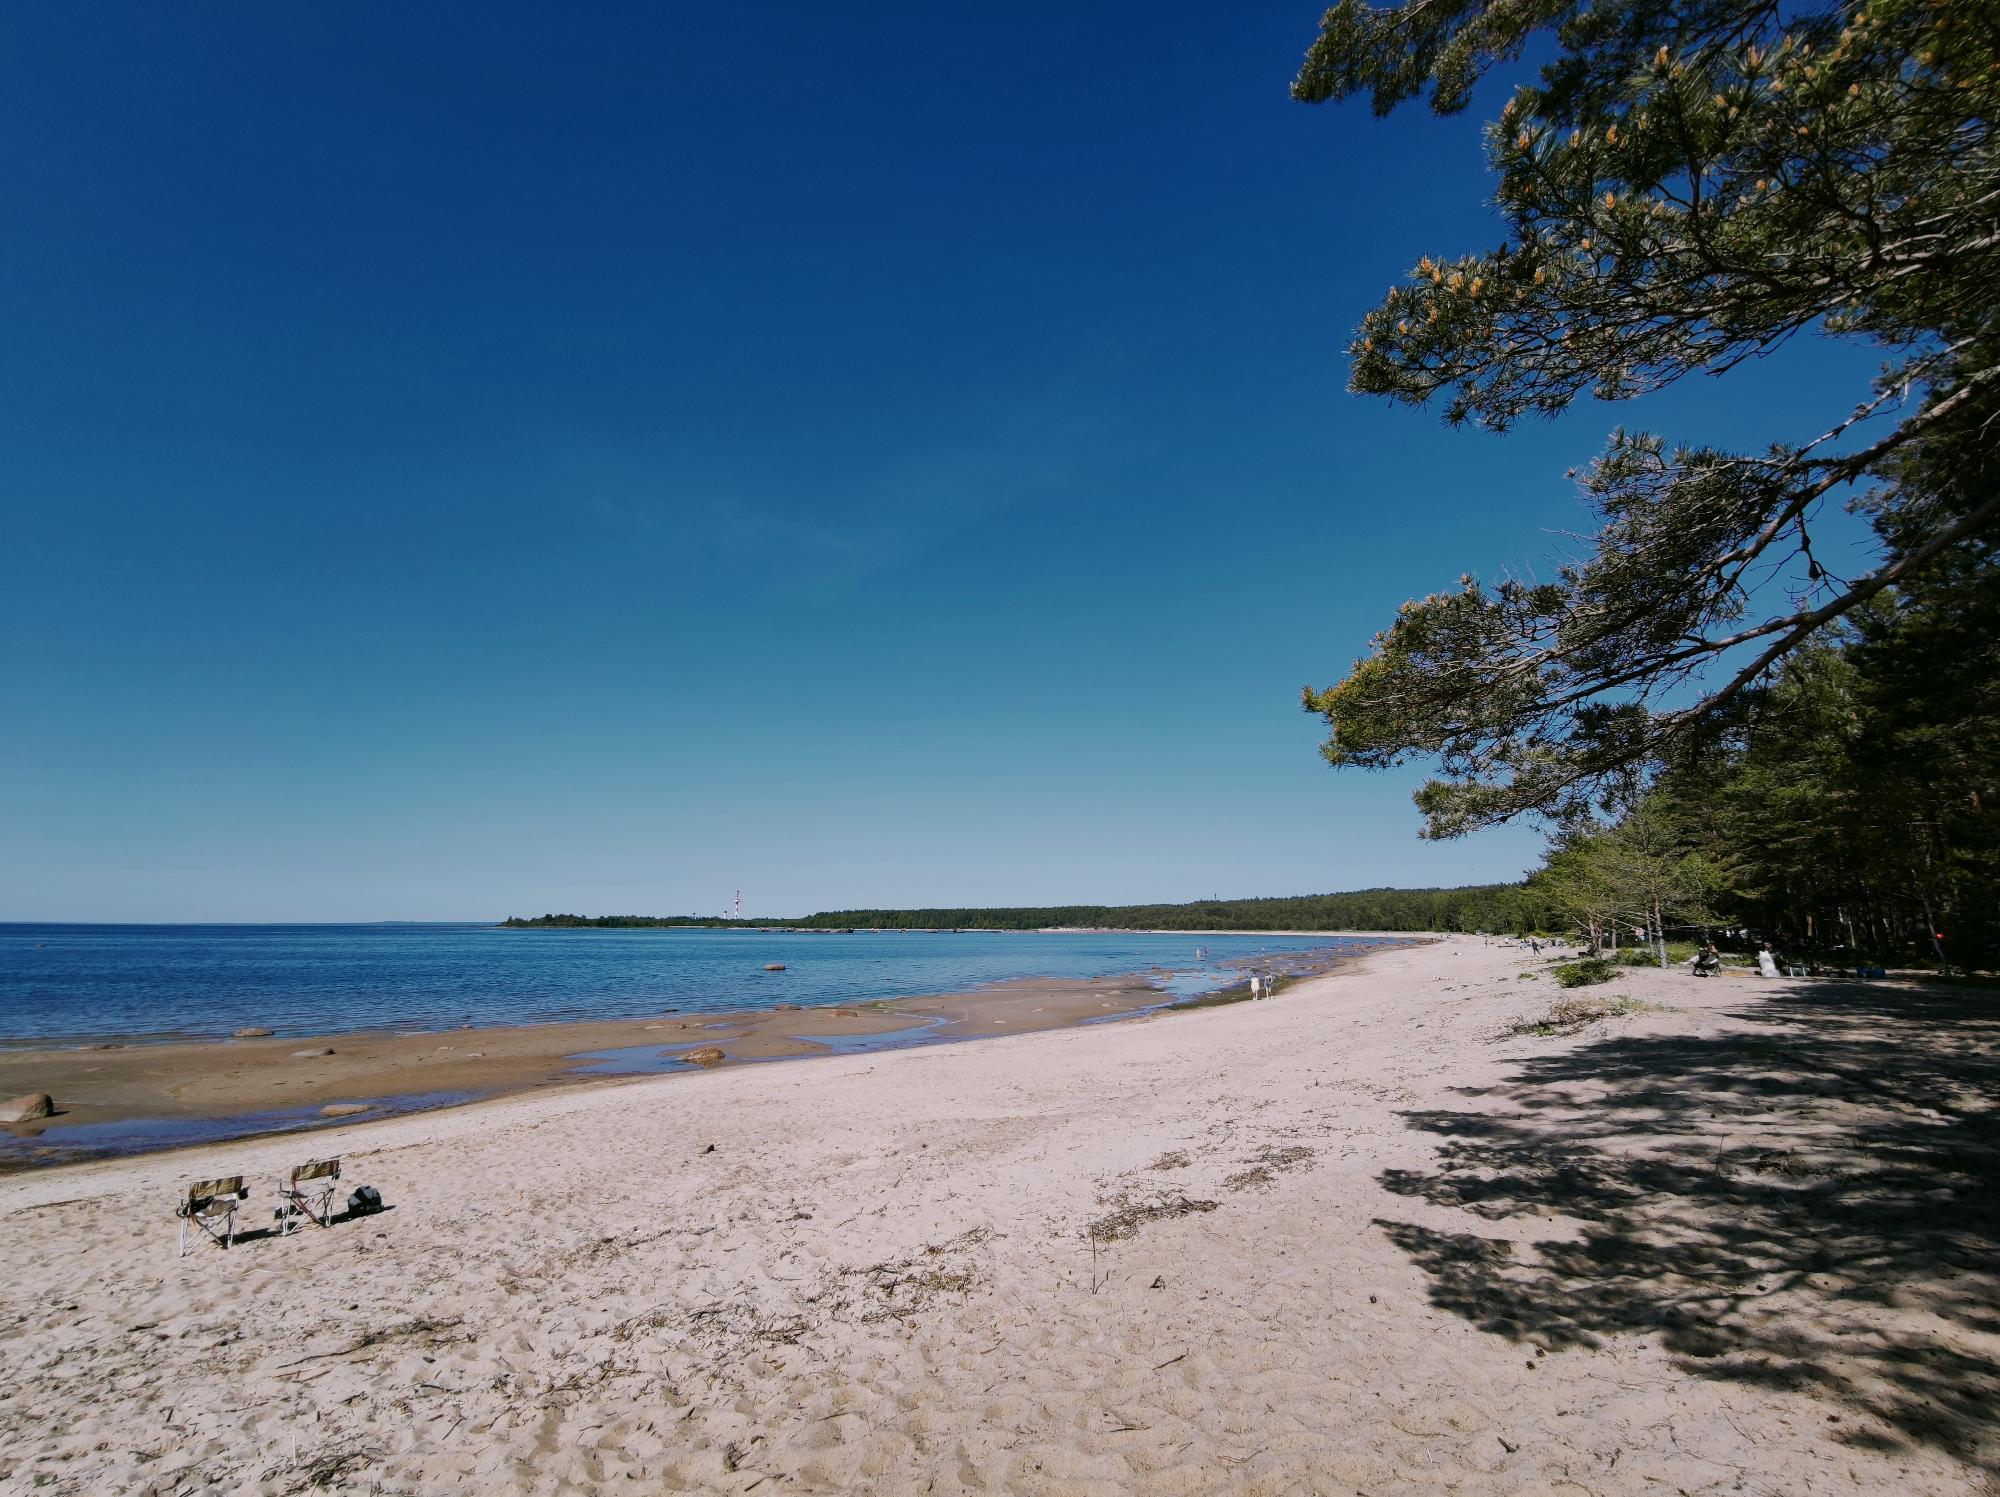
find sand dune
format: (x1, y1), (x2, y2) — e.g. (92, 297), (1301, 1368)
(1, 938), (1992, 1493)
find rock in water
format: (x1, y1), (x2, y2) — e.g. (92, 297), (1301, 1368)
(234, 1027), (275, 1038)
(0, 1093), (54, 1123)
(319, 1103), (371, 1117)
(774, 1002), (801, 1011)
(680, 1047), (727, 1067)
(763, 963), (787, 972)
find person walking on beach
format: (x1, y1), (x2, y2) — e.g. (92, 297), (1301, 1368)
(1249, 973), (1263, 1001)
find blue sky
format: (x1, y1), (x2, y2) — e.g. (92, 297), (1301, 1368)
(0, 3), (1885, 921)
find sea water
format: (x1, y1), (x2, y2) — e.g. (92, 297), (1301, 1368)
(0, 924), (1403, 1045)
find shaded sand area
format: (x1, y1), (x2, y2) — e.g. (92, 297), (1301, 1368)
(2, 938), (1996, 1493)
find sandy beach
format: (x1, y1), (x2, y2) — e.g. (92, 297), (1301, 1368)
(1, 936), (1994, 1494)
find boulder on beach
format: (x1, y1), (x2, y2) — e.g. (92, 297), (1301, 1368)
(680, 1046), (727, 1067)
(833, 1009), (860, 1018)
(774, 1002), (801, 1011)
(0, 1093), (55, 1124)
(319, 1102), (371, 1117)
(234, 1027), (275, 1038)
(292, 1048), (336, 1058)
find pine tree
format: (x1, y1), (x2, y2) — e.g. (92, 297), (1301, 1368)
(1295, 0), (2000, 836)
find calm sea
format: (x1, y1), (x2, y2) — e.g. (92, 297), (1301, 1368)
(0, 924), (1400, 1045)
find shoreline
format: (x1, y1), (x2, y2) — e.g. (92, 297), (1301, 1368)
(0, 926), (1418, 1052)
(0, 940), (1411, 1170)
(3, 935), (1988, 1493)
(496, 924), (1450, 936)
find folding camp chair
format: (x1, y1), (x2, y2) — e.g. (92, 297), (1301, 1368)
(277, 1157), (342, 1233)
(176, 1176), (249, 1255)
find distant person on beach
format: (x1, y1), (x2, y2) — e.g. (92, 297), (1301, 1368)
(1249, 974), (1263, 1001)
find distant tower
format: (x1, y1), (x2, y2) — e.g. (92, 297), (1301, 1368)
(734, 889), (741, 922)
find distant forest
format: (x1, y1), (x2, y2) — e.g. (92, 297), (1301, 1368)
(499, 885), (1526, 934)
(500, 888), (1528, 936)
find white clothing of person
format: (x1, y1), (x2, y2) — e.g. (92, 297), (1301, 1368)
(1757, 948), (1780, 978)
(1249, 975), (1263, 1000)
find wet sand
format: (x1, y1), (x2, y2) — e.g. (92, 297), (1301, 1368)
(0, 957), (1359, 1167)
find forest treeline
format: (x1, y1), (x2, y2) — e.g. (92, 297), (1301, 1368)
(500, 884), (1524, 935)
(1514, 549), (1997, 972)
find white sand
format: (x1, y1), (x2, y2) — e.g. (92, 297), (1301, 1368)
(1, 937), (1990, 1493)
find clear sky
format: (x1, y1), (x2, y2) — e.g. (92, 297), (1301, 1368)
(0, 3), (1885, 921)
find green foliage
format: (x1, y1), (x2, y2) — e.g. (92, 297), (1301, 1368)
(502, 884), (1536, 934)
(1511, 563), (1998, 968)
(1683, 560), (1998, 967)
(1523, 799), (1720, 963)
(1614, 942), (1697, 966)
(1551, 956), (1618, 987)
(1295, 0), (2000, 834)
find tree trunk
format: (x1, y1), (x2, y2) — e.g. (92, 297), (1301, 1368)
(1914, 873), (1952, 977)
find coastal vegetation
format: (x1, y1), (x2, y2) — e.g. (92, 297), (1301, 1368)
(1519, 580), (1998, 968)
(1294, 0), (1997, 968)
(501, 884), (1525, 934)
(1550, 956), (1618, 989)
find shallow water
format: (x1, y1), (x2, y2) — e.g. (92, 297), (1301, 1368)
(567, 1042), (706, 1076)
(0, 1087), (487, 1171)
(0, 924), (1404, 1044)
(795, 1018), (952, 1055)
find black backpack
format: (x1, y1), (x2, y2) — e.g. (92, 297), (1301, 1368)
(346, 1185), (384, 1217)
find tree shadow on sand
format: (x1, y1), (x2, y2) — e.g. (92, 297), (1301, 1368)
(1376, 978), (2000, 1469)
